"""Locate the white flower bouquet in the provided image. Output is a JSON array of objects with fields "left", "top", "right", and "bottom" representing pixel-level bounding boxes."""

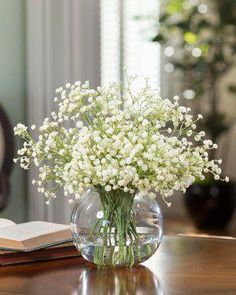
[{"left": 14, "top": 76, "right": 227, "bottom": 266}]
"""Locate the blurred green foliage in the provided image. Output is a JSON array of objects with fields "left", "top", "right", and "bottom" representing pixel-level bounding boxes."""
[{"left": 153, "top": 0, "right": 236, "bottom": 144}]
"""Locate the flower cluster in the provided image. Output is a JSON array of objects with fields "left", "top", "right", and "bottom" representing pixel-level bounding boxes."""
[{"left": 14, "top": 76, "right": 228, "bottom": 206}]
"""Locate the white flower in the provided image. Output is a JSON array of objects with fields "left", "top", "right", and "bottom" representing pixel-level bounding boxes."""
[
  {"left": 76, "top": 121, "right": 83, "bottom": 128},
  {"left": 105, "top": 185, "right": 111, "bottom": 192},
  {"left": 142, "top": 119, "right": 149, "bottom": 126},
  {"left": 173, "top": 95, "right": 179, "bottom": 101},
  {"left": 199, "top": 131, "right": 205, "bottom": 137},
  {"left": 13, "top": 75, "right": 227, "bottom": 207},
  {"left": 14, "top": 123, "right": 28, "bottom": 136},
  {"left": 96, "top": 211, "right": 104, "bottom": 219},
  {"left": 187, "top": 130, "right": 192, "bottom": 137}
]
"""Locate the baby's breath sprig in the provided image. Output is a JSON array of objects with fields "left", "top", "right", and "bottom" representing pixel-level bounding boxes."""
[{"left": 14, "top": 76, "right": 228, "bottom": 206}]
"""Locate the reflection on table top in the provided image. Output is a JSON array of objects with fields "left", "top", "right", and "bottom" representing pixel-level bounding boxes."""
[
  {"left": 0, "top": 235, "right": 235, "bottom": 295},
  {"left": 165, "top": 215, "right": 236, "bottom": 238}
]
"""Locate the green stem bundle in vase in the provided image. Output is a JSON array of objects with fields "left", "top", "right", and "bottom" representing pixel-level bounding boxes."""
[
  {"left": 90, "top": 188, "right": 137, "bottom": 266},
  {"left": 71, "top": 187, "right": 158, "bottom": 267},
  {"left": 14, "top": 75, "right": 228, "bottom": 266}
]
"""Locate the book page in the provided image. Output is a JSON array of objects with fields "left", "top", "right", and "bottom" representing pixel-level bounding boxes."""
[
  {"left": 0, "top": 221, "right": 70, "bottom": 241},
  {"left": 0, "top": 219, "right": 16, "bottom": 229}
]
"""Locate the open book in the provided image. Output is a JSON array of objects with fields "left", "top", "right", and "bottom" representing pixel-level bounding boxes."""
[{"left": 0, "top": 219, "right": 72, "bottom": 251}]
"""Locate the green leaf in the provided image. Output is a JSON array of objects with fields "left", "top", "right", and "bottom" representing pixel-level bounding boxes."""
[
  {"left": 159, "top": 14, "right": 168, "bottom": 23},
  {"left": 228, "top": 85, "right": 236, "bottom": 94},
  {"left": 200, "top": 43, "right": 209, "bottom": 55},
  {"left": 184, "top": 32, "right": 197, "bottom": 44},
  {"left": 152, "top": 34, "right": 165, "bottom": 42},
  {"left": 197, "top": 20, "right": 212, "bottom": 30},
  {"left": 172, "top": 20, "right": 189, "bottom": 30},
  {"left": 166, "top": 0, "right": 185, "bottom": 14}
]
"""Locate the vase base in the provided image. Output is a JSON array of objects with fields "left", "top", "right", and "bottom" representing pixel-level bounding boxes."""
[{"left": 79, "top": 242, "right": 160, "bottom": 267}]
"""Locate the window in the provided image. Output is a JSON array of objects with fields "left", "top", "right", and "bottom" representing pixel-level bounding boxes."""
[{"left": 101, "top": 0, "right": 160, "bottom": 90}]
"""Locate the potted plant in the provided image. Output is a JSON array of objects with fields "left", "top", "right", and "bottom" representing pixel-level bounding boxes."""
[
  {"left": 14, "top": 76, "right": 227, "bottom": 266},
  {"left": 152, "top": 0, "right": 236, "bottom": 229}
]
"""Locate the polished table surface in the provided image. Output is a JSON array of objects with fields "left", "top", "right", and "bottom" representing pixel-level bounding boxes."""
[{"left": 0, "top": 235, "right": 235, "bottom": 295}]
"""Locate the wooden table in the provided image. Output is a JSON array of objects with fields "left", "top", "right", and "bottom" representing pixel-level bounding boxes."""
[
  {"left": 0, "top": 235, "right": 235, "bottom": 295},
  {"left": 165, "top": 215, "right": 236, "bottom": 238}
]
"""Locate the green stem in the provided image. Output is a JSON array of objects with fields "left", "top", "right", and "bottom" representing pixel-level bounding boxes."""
[
  {"left": 90, "top": 187, "right": 142, "bottom": 267},
  {"left": 88, "top": 218, "right": 102, "bottom": 241}
]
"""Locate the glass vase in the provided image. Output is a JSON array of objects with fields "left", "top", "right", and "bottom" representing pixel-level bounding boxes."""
[{"left": 70, "top": 187, "right": 163, "bottom": 267}]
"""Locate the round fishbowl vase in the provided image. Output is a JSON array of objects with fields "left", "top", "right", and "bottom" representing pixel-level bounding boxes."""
[{"left": 71, "top": 187, "right": 163, "bottom": 267}]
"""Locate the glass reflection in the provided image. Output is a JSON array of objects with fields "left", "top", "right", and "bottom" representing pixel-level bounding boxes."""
[{"left": 74, "top": 265, "right": 162, "bottom": 295}]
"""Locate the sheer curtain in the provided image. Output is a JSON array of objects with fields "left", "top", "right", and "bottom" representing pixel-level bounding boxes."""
[
  {"left": 26, "top": 0, "right": 100, "bottom": 222},
  {"left": 26, "top": 0, "right": 162, "bottom": 223}
]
